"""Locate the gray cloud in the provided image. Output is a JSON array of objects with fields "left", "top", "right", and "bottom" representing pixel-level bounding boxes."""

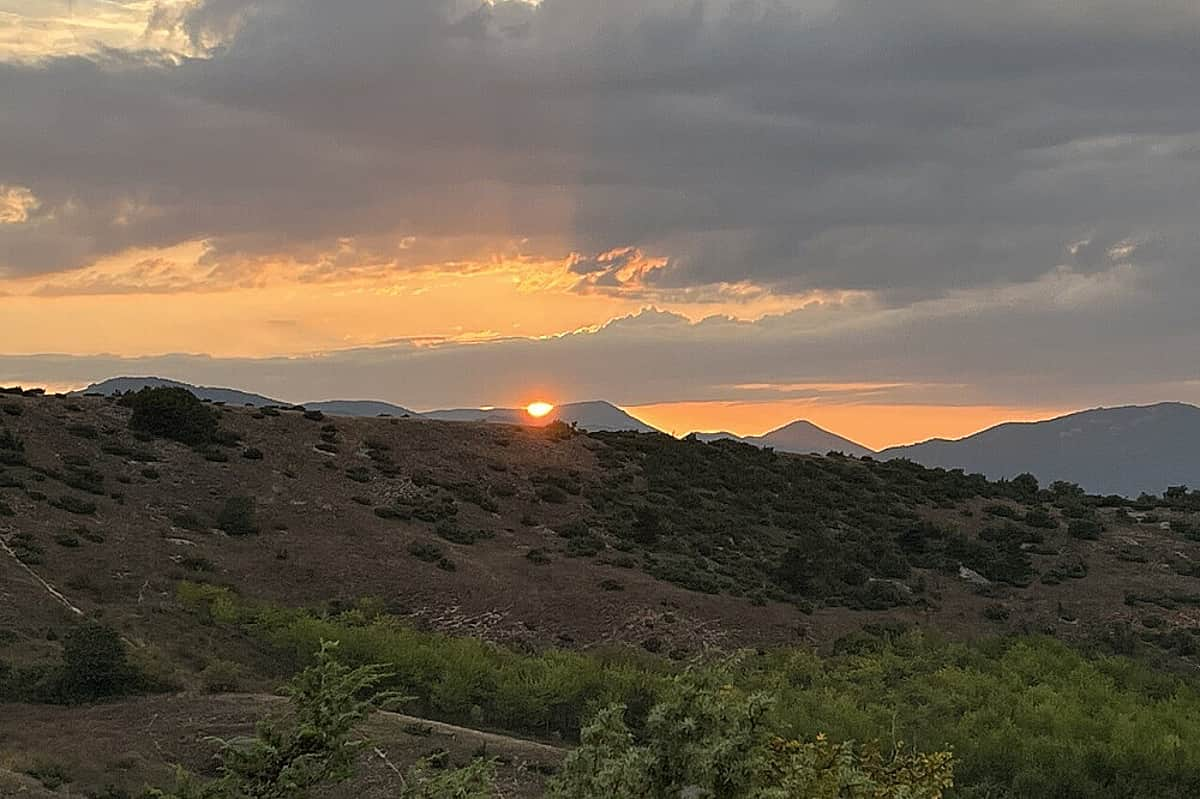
[
  {"left": 0, "top": 0, "right": 1198, "bottom": 300},
  {"left": 4, "top": 258, "right": 1198, "bottom": 412},
  {"left": 3, "top": 0, "right": 1200, "bottom": 414}
]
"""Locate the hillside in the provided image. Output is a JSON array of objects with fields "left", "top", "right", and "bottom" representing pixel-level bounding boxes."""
[
  {"left": 882, "top": 403, "right": 1200, "bottom": 496},
  {"left": 693, "top": 419, "right": 874, "bottom": 457},
  {"left": 4, "top": 387, "right": 1200, "bottom": 796}
]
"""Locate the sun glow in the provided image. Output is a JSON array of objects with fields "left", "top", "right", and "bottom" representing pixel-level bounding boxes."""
[{"left": 526, "top": 401, "right": 555, "bottom": 418}]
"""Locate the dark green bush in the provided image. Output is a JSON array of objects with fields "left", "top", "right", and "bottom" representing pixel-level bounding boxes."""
[
  {"left": 407, "top": 540, "right": 444, "bottom": 563},
  {"left": 1068, "top": 518, "right": 1104, "bottom": 540},
  {"left": 123, "top": 386, "right": 218, "bottom": 446},
  {"left": 217, "top": 496, "right": 258, "bottom": 536},
  {"left": 242, "top": 446, "right": 264, "bottom": 460},
  {"left": 53, "top": 494, "right": 96, "bottom": 515},
  {"left": 66, "top": 423, "right": 99, "bottom": 439}
]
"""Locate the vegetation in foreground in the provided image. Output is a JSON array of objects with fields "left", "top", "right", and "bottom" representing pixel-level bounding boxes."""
[
  {"left": 146, "top": 642, "right": 953, "bottom": 799},
  {"left": 167, "top": 583, "right": 1200, "bottom": 799}
]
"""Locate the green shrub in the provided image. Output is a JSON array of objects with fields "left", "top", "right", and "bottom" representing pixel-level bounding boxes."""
[
  {"left": 1068, "top": 518, "right": 1104, "bottom": 540},
  {"left": 123, "top": 387, "right": 217, "bottom": 446},
  {"left": 242, "top": 447, "right": 264, "bottom": 460},
  {"left": 408, "top": 540, "right": 444, "bottom": 563},
  {"left": 217, "top": 496, "right": 258, "bottom": 536},
  {"left": 53, "top": 494, "right": 96, "bottom": 515},
  {"left": 200, "top": 659, "right": 242, "bottom": 693},
  {"left": 66, "top": 422, "right": 99, "bottom": 439},
  {"left": 526, "top": 548, "right": 551, "bottom": 564}
]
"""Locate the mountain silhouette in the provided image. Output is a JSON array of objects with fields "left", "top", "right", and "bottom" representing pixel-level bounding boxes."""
[
  {"left": 881, "top": 403, "right": 1200, "bottom": 496},
  {"left": 692, "top": 419, "right": 873, "bottom": 457}
]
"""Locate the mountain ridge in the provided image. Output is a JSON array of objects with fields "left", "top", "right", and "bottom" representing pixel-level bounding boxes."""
[
  {"left": 881, "top": 402, "right": 1200, "bottom": 496},
  {"left": 691, "top": 418, "right": 874, "bottom": 458}
]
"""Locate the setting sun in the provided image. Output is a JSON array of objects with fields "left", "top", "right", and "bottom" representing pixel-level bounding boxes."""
[{"left": 526, "top": 401, "right": 555, "bottom": 418}]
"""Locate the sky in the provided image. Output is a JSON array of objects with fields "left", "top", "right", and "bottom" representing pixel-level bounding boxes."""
[{"left": 2, "top": 0, "right": 1199, "bottom": 448}]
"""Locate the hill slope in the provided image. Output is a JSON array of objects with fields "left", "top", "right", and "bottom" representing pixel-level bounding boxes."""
[
  {"left": 693, "top": 419, "right": 873, "bottom": 457},
  {"left": 882, "top": 403, "right": 1200, "bottom": 496},
  {"left": 3, "top": 388, "right": 1200, "bottom": 657}
]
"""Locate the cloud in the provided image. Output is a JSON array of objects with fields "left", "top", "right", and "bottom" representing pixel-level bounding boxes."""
[
  {"left": 2, "top": 0, "right": 1200, "bottom": 413},
  {"left": 0, "top": 184, "right": 38, "bottom": 223},
  {"left": 5, "top": 258, "right": 1198, "bottom": 412},
  {"left": 0, "top": 0, "right": 1197, "bottom": 301}
]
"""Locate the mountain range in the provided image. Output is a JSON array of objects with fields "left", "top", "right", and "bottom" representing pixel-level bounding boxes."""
[
  {"left": 72, "top": 378, "right": 1200, "bottom": 496},
  {"left": 880, "top": 402, "right": 1200, "bottom": 497},
  {"left": 73, "top": 377, "right": 652, "bottom": 434}
]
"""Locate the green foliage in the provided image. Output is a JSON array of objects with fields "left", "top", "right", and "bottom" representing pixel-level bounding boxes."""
[
  {"left": 123, "top": 387, "right": 218, "bottom": 446},
  {"left": 217, "top": 496, "right": 259, "bottom": 536},
  {"left": 150, "top": 642, "right": 400, "bottom": 799},
  {"left": 178, "top": 585, "right": 1200, "bottom": 799},
  {"left": 1068, "top": 518, "right": 1104, "bottom": 540},
  {"left": 548, "top": 661, "right": 954, "bottom": 799},
  {"left": 53, "top": 493, "right": 97, "bottom": 515},
  {"left": 58, "top": 623, "right": 139, "bottom": 702},
  {"left": 0, "top": 623, "right": 164, "bottom": 705},
  {"left": 584, "top": 433, "right": 1049, "bottom": 606},
  {"left": 397, "top": 758, "right": 498, "bottom": 799}
]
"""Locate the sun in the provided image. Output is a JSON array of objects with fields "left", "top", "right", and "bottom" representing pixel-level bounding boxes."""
[{"left": 526, "top": 401, "right": 555, "bottom": 419}]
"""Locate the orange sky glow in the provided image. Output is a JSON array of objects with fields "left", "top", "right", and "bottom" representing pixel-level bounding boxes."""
[{"left": 628, "top": 401, "right": 1072, "bottom": 451}]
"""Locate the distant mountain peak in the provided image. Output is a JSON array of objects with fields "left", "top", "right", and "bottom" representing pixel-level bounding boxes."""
[
  {"left": 881, "top": 402, "right": 1200, "bottom": 496},
  {"left": 689, "top": 418, "right": 873, "bottom": 458}
]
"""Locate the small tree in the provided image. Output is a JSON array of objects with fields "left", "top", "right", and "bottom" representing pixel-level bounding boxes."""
[
  {"left": 218, "top": 496, "right": 259, "bottom": 536},
  {"left": 124, "top": 387, "right": 217, "bottom": 446},
  {"left": 57, "top": 622, "right": 135, "bottom": 703},
  {"left": 150, "top": 642, "right": 498, "bottom": 799}
]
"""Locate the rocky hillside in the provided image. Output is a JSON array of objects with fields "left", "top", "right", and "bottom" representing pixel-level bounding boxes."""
[{"left": 2, "top": 387, "right": 1200, "bottom": 664}]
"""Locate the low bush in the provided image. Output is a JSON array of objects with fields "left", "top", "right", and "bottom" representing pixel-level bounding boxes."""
[
  {"left": 216, "top": 496, "right": 258, "bottom": 536},
  {"left": 122, "top": 387, "right": 218, "bottom": 446},
  {"left": 1068, "top": 518, "right": 1104, "bottom": 540},
  {"left": 52, "top": 494, "right": 96, "bottom": 515}
]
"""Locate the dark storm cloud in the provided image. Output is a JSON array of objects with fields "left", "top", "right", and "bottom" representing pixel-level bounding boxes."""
[{"left": 1, "top": 0, "right": 1198, "bottom": 302}]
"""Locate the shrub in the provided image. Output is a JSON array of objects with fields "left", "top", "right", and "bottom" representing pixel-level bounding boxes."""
[
  {"left": 0, "top": 427, "right": 25, "bottom": 451},
  {"left": 242, "top": 447, "right": 264, "bottom": 460},
  {"left": 1068, "top": 518, "right": 1104, "bottom": 540},
  {"left": 66, "top": 422, "right": 99, "bottom": 439},
  {"left": 52, "top": 623, "right": 141, "bottom": 704},
  {"left": 217, "top": 496, "right": 258, "bottom": 536},
  {"left": 303, "top": 409, "right": 325, "bottom": 421},
  {"left": 200, "top": 659, "right": 242, "bottom": 693},
  {"left": 123, "top": 387, "right": 217, "bottom": 446},
  {"left": 54, "top": 532, "right": 81, "bottom": 548},
  {"left": 547, "top": 663, "right": 953, "bottom": 799},
  {"left": 53, "top": 494, "right": 96, "bottom": 515},
  {"left": 345, "top": 466, "right": 371, "bottom": 483},
  {"left": 526, "top": 548, "right": 551, "bottom": 564},
  {"left": 1024, "top": 508, "right": 1058, "bottom": 529},
  {"left": 408, "top": 540, "right": 444, "bottom": 563}
]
